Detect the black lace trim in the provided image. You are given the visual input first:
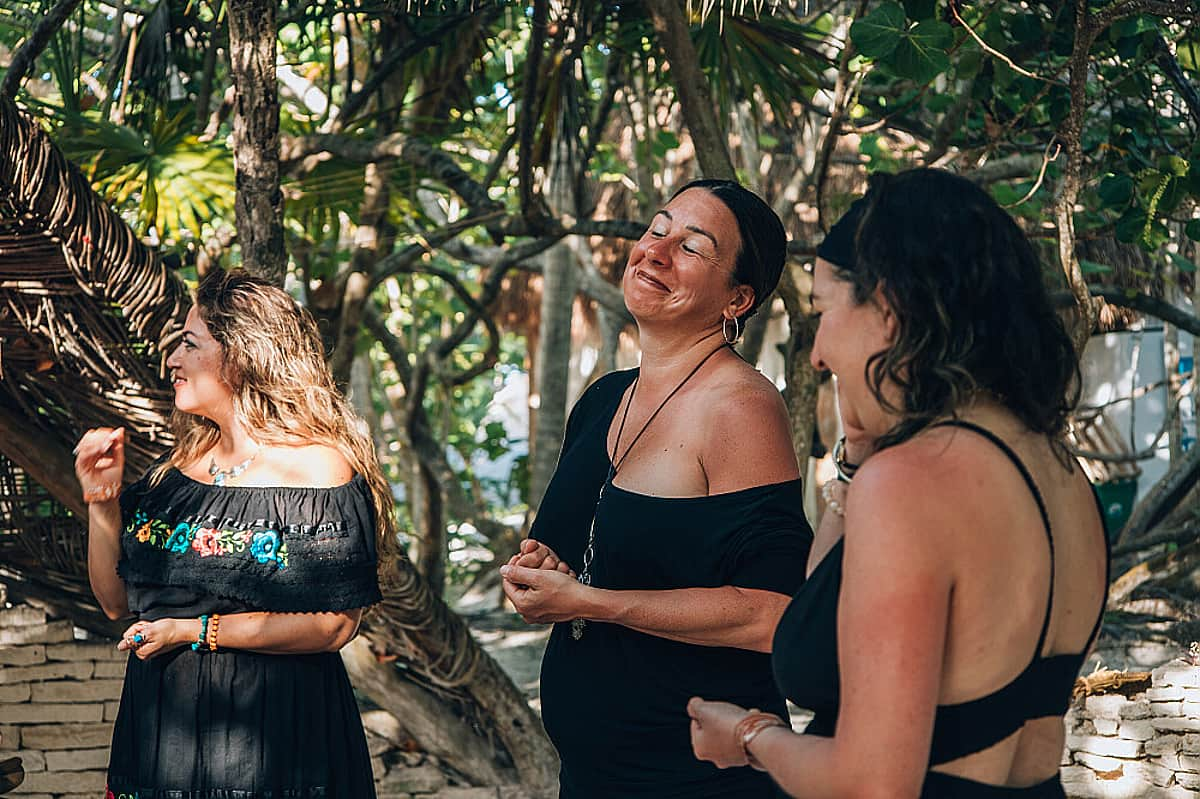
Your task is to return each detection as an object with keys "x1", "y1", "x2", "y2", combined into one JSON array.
[{"x1": 107, "y1": 783, "x2": 327, "y2": 799}]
